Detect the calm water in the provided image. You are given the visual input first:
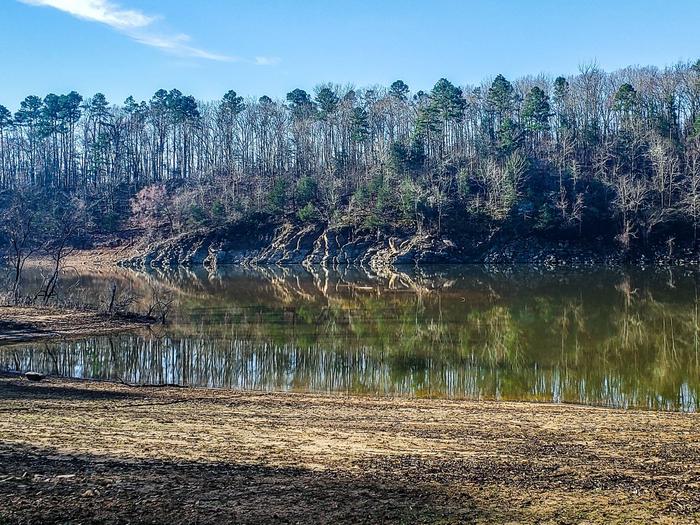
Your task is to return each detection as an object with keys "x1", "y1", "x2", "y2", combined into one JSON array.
[{"x1": 3, "y1": 265, "x2": 700, "y2": 411}]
